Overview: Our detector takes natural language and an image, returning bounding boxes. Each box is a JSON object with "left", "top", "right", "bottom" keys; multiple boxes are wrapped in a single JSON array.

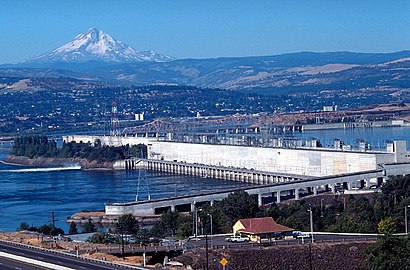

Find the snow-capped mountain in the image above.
[{"left": 22, "top": 28, "right": 175, "bottom": 63}]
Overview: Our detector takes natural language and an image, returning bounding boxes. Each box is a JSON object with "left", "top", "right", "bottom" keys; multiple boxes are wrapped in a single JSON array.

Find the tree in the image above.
[
  {"left": 87, "top": 232, "right": 112, "bottom": 244},
  {"left": 38, "top": 224, "right": 53, "bottom": 235},
  {"left": 277, "top": 201, "right": 311, "bottom": 231},
  {"left": 367, "top": 236, "right": 410, "bottom": 270},
  {"left": 159, "top": 211, "right": 180, "bottom": 236},
  {"left": 116, "top": 214, "right": 139, "bottom": 235},
  {"left": 214, "top": 190, "right": 261, "bottom": 232},
  {"left": 18, "top": 222, "right": 30, "bottom": 231},
  {"left": 378, "top": 217, "right": 397, "bottom": 234},
  {"left": 83, "top": 219, "right": 97, "bottom": 233},
  {"left": 68, "top": 222, "right": 78, "bottom": 234},
  {"left": 264, "top": 202, "right": 280, "bottom": 220},
  {"left": 177, "top": 215, "right": 193, "bottom": 238},
  {"left": 37, "top": 224, "right": 64, "bottom": 236}
]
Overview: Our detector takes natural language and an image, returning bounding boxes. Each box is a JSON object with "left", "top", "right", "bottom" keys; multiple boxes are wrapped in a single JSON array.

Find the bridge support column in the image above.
[
  {"left": 365, "top": 179, "right": 370, "bottom": 188},
  {"left": 330, "top": 184, "right": 335, "bottom": 193},
  {"left": 171, "top": 204, "right": 175, "bottom": 212},
  {"left": 347, "top": 182, "right": 352, "bottom": 190},
  {"left": 295, "top": 188, "right": 300, "bottom": 200},
  {"left": 258, "top": 194, "right": 263, "bottom": 206},
  {"left": 276, "top": 191, "right": 281, "bottom": 203},
  {"left": 190, "top": 203, "right": 195, "bottom": 212},
  {"left": 313, "top": 186, "right": 318, "bottom": 196}
]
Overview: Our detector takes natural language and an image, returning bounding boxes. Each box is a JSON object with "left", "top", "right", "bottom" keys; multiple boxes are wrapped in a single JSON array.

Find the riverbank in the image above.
[{"left": 1, "top": 155, "right": 115, "bottom": 170}]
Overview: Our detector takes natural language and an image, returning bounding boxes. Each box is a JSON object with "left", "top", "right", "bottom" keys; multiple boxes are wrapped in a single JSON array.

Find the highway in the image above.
[
  {"left": 0, "top": 256, "right": 49, "bottom": 270},
  {"left": 0, "top": 241, "right": 147, "bottom": 270}
]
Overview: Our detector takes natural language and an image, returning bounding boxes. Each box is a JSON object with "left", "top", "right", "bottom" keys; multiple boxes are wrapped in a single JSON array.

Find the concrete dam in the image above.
[{"left": 63, "top": 135, "right": 410, "bottom": 215}]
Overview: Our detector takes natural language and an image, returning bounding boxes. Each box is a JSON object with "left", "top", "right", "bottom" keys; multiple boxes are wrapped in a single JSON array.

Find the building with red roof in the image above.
[{"left": 233, "top": 217, "right": 294, "bottom": 242}]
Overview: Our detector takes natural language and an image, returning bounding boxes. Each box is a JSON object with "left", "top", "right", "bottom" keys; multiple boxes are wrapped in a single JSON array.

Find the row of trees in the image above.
[
  {"left": 18, "top": 222, "right": 64, "bottom": 236},
  {"left": 12, "top": 136, "right": 147, "bottom": 162},
  {"left": 143, "top": 175, "right": 410, "bottom": 239}
]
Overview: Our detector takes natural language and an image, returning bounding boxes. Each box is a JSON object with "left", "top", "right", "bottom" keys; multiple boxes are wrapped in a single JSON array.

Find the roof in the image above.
[{"left": 236, "top": 217, "right": 293, "bottom": 235}]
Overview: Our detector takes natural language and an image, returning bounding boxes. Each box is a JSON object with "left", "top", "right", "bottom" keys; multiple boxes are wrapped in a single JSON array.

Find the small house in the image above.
[{"left": 233, "top": 217, "right": 294, "bottom": 242}]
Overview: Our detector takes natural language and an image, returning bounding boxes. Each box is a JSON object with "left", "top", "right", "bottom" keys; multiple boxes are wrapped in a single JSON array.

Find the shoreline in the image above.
[{"left": 1, "top": 155, "right": 116, "bottom": 170}]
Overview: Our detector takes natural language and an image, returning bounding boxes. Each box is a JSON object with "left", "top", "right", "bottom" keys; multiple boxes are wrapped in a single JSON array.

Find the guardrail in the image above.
[
  {"left": 208, "top": 237, "right": 378, "bottom": 250},
  {"left": 0, "top": 238, "right": 149, "bottom": 269},
  {"left": 103, "top": 243, "right": 184, "bottom": 255}
]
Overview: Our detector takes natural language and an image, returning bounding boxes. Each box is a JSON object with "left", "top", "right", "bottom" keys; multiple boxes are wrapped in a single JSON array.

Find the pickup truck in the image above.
[{"left": 225, "top": 235, "right": 249, "bottom": 242}]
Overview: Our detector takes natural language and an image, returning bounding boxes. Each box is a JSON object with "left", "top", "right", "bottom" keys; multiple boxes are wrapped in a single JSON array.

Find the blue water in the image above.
[
  {"left": 0, "top": 151, "right": 250, "bottom": 232},
  {"left": 297, "top": 126, "right": 410, "bottom": 150}
]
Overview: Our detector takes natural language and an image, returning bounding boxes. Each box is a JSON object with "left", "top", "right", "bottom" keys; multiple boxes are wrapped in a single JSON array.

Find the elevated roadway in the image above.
[{"left": 106, "top": 168, "right": 387, "bottom": 215}]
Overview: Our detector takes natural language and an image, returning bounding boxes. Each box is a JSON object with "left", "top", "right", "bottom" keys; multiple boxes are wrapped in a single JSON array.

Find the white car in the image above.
[
  {"left": 296, "top": 232, "right": 311, "bottom": 239},
  {"left": 293, "top": 231, "right": 311, "bottom": 238},
  {"left": 225, "top": 235, "right": 249, "bottom": 242}
]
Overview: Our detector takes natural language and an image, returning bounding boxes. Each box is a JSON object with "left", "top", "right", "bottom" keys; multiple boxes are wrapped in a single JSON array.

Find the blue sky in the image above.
[{"left": 0, "top": 0, "right": 409, "bottom": 63}]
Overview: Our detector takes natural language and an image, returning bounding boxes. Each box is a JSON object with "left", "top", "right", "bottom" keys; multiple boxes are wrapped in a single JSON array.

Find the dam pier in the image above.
[{"left": 119, "top": 158, "right": 308, "bottom": 185}]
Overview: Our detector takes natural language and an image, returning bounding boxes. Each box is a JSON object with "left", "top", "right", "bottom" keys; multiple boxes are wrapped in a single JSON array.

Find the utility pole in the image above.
[
  {"left": 308, "top": 204, "right": 314, "bottom": 243},
  {"left": 49, "top": 211, "right": 56, "bottom": 229},
  {"left": 405, "top": 205, "right": 409, "bottom": 235},
  {"left": 195, "top": 208, "right": 198, "bottom": 238},
  {"left": 119, "top": 223, "right": 125, "bottom": 256},
  {"left": 205, "top": 234, "right": 209, "bottom": 270}
]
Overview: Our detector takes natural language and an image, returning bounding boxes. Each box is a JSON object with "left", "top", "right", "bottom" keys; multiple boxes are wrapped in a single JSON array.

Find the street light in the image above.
[
  {"left": 195, "top": 208, "right": 202, "bottom": 240},
  {"left": 320, "top": 199, "right": 324, "bottom": 218},
  {"left": 405, "top": 205, "right": 410, "bottom": 235},
  {"left": 308, "top": 204, "right": 314, "bottom": 243},
  {"left": 192, "top": 201, "right": 196, "bottom": 238},
  {"left": 207, "top": 213, "right": 213, "bottom": 236}
]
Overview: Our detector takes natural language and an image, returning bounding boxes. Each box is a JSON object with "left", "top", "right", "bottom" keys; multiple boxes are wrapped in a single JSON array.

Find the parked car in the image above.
[
  {"left": 293, "top": 231, "right": 311, "bottom": 239},
  {"left": 225, "top": 235, "right": 249, "bottom": 242}
]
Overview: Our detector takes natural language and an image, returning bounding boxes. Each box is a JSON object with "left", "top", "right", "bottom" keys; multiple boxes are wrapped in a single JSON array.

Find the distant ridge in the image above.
[{"left": 2, "top": 48, "right": 410, "bottom": 93}]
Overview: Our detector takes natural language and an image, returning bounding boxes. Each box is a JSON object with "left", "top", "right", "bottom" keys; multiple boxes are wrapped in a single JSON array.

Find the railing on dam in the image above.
[{"left": 123, "top": 158, "right": 310, "bottom": 185}]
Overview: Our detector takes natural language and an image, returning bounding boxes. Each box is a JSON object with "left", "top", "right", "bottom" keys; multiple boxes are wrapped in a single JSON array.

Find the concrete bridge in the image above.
[{"left": 105, "top": 163, "right": 410, "bottom": 215}]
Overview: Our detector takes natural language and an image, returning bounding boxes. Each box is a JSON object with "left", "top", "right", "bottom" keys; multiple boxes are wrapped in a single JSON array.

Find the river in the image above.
[
  {"left": 297, "top": 126, "right": 410, "bottom": 150},
  {"left": 0, "top": 151, "right": 250, "bottom": 232}
]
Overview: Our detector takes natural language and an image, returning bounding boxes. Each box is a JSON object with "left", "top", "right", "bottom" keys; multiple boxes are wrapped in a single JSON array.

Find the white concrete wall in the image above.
[
  {"left": 148, "top": 141, "right": 394, "bottom": 177},
  {"left": 64, "top": 135, "right": 401, "bottom": 177}
]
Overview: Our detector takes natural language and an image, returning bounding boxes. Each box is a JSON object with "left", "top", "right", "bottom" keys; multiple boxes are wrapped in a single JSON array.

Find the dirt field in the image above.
[{"left": 175, "top": 242, "right": 372, "bottom": 270}]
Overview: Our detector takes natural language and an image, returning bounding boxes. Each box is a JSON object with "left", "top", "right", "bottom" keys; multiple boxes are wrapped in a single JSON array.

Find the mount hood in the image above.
[{"left": 21, "top": 28, "right": 175, "bottom": 64}]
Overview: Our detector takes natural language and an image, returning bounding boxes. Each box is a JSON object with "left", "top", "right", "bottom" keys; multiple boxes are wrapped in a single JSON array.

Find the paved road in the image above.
[
  {"left": 0, "top": 241, "right": 147, "bottom": 270},
  {"left": 0, "top": 255, "right": 48, "bottom": 270},
  {"left": 187, "top": 233, "right": 378, "bottom": 249}
]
